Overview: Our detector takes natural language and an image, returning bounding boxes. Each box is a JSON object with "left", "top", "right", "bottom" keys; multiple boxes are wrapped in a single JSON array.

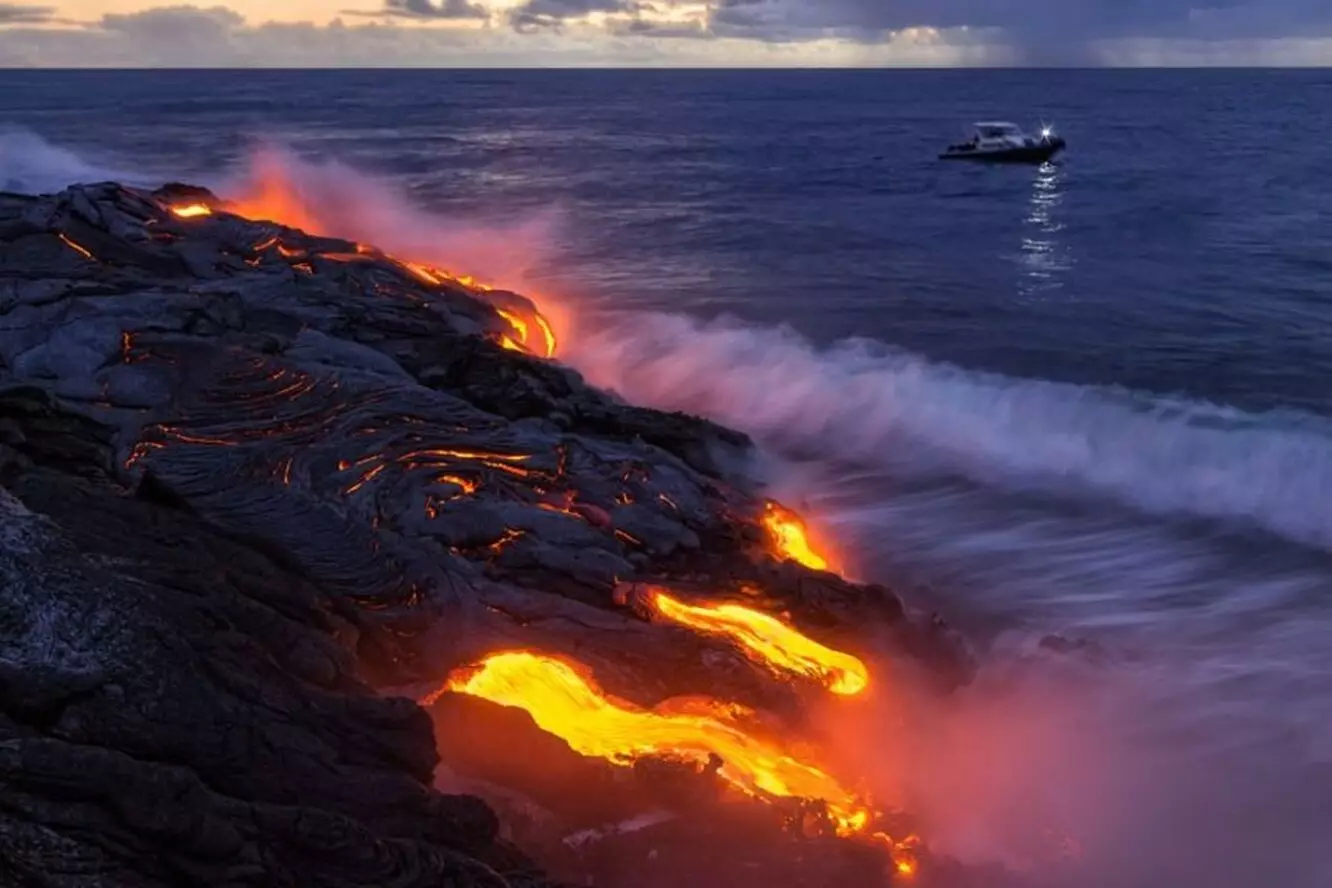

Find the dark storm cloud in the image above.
[
  {"left": 608, "top": 16, "right": 706, "bottom": 38},
  {"left": 377, "top": 0, "right": 489, "bottom": 20},
  {"left": 0, "top": 3, "right": 53, "bottom": 24},
  {"left": 509, "top": 0, "right": 636, "bottom": 31},
  {"left": 707, "top": 0, "right": 1332, "bottom": 58}
]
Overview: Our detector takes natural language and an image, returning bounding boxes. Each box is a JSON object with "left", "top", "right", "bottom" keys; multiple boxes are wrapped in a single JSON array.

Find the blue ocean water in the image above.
[{"left": 4, "top": 69, "right": 1332, "bottom": 885}]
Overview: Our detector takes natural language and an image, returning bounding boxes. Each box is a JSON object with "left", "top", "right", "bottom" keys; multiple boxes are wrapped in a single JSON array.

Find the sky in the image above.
[{"left": 1, "top": 0, "right": 1331, "bottom": 66}]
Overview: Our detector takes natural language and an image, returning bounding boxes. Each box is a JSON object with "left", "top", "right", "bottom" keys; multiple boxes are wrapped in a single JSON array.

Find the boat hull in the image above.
[{"left": 939, "top": 139, "right": 1066, "bottom": 164}]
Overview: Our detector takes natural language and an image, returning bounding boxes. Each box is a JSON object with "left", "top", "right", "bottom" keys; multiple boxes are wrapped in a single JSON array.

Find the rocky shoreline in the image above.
[{"left": 0, "top": 183, "right": 975, "bottom": 887}]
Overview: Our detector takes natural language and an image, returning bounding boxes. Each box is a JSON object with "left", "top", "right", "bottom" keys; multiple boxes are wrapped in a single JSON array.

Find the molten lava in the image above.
[
  {"left": 496, "top": 307, "right": 558, "bottom": 358},
  {"left": 762, "top": 501, "right": 828, "bottom": 572},
  {"left": 533, "top": 312, "right": 558, "bottom": 357},
  {"left": 643, "top": 588, "right": 869, "bottom": 696},
  {"left": 170, "top": 203, "right": 212, "bottom": 219},
  {"left": 58, "top": 233, "right": 94, "bottom": 260},
  {"left": 440, "top": 652, "right": 919, "bottom": 876},
  {"left": 441, "top": 652, "right": 868, "bottom": 824},
  {"left": 403, "top": 261, "right": 443, "bottom": 287},
  {"left": 169, "top": 167, "right": 562, "bottom": 360},
  {"left": 436, "top": 474, "right": 479, "bottom": 496}
]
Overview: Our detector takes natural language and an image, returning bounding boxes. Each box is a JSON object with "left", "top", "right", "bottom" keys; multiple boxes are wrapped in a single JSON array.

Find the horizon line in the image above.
[{"left": 3, "top": 64, "right": 1331, "bottom": 71}]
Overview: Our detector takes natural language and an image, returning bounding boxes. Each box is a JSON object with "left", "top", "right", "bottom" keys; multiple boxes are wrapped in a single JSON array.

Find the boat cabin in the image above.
[{"left": 974, "top": 121, "right": 1024, "bottom": 139}]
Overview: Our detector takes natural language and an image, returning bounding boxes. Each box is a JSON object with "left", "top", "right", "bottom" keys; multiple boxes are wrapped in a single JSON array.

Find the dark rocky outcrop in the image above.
[{"left": 0, "top": 183, "right": 974, "bottom": 887}]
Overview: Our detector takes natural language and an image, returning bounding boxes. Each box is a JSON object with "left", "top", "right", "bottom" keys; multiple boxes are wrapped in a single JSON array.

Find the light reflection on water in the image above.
[{"left": 1017, "top": 162, "right": 1074, "bottom": 299}]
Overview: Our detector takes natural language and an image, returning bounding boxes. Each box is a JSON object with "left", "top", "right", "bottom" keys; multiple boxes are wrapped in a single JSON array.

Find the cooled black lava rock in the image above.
[{"left": 0, "top": 183, "right": 973, "bottom": 888}]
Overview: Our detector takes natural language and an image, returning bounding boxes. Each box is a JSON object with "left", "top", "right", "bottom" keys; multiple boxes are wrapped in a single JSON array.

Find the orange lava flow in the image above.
[
  {"left": 644, "top": 589, "right": 868, "bottom": 696},
  {"left": 403, "top": 261, "right": 443, "bottom": 286},
  {"left": 495, "top": 307, "right": 557, "bottom": 358},
  {"left": 761, "top": 501, "right": 829, "bottom": 572},
  {"left": 533, "top": 312, "right": 558, "bottom": 357},
  {"left": 186, "top": 164, "right": 563, "bottom": 359},
  {"left": 496, "top": 309, "right": 530, "bottom": 346},
  {"left": 169, "top": 203, "right": 212, "bottom": 219},
  {"left": 441, "top": 652, "right": 871, "bottom": 829},
  {"left": 398, "top": 448, "right": 531, "bottom": 464},
  {"left": 58, "top": 233, "right": 94, "bottom": 260},
  {"left": 436, "top": 474, "right": 479, "bottom": 496}
]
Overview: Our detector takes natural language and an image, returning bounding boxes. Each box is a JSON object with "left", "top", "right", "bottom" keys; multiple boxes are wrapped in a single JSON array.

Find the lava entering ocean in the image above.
[
  {"left": 435, "top": 651, "right": 917, "bottom": 875},
  {"left": 635, "top": 586, "right": 869, "bottom": 696},
  {"left": 762, "top": 501, "right": 830, "bottom": 572},
  {"left": 159, "top": 164, "right": 915, "bottom": 881},
  {"left": 163, "top": 166, "right": 560, "bottom": 359}
]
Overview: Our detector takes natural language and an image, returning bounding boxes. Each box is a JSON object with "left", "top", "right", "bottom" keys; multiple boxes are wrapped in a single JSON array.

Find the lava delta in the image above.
[{"left": 0, "top": 182, "right": 983, "bottom": 888}]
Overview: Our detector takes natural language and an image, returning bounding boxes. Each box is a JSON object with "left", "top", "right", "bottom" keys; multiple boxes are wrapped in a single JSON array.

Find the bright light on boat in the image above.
[{"left": 1041, "top": 127, "right": 1054, "bottom": 139}]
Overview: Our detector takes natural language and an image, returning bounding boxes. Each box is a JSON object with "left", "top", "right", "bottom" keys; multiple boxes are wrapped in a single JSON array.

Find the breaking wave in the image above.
[
  {"left": 0, "top": 128, "right": 152, "bottom": 194},
  {"left": 568, "top": 311, "right": 1332, "bottom": 552}
]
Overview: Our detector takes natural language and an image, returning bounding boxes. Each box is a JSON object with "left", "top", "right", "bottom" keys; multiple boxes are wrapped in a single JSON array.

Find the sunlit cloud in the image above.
[
  {"left": 0, "top": 3, "right": 56, "bottom": 23},
  {"left": 3, "top": 0, "right": 1331, "bottom": 65}
]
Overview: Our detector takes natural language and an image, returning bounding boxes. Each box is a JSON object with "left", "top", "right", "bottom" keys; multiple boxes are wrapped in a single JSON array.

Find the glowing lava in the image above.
[
  {"left": 496, "top": 307, "right": 557, "bottom": 358},
  {"left": 643, "top": 588, "right": 869, "bottom": 696},
  {"left": 58, "top": 233, "right": 93, "bottom": 260},
  {"left": 164, "top": 161, "right": 562, "bottom": 358},
  {"left": 438, "top": 651, "right": 919, "bottom": 875},
  {"left": 440, "top": 652, "right": 868, "bottom": 826},
  {"left": 762, "top": 501, "right": 828, "bottom": 572},
  {"left": 170, "top": 203, "right": 213, "bottom": 219}
]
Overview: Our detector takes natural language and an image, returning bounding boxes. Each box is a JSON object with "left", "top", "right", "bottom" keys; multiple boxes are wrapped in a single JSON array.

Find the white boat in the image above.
[{"left": 939, "top": 121, "right": 1066, "bottom": 164}]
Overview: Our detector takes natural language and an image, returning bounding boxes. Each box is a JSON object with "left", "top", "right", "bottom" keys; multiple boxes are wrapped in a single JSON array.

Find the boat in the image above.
[{"left": 939, "top": 122, "right": 1066, "bottom": 164}]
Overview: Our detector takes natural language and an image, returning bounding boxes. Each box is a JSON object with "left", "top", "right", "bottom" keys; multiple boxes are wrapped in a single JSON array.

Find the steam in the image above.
[
  {"left": 819, "top": 652, "right": 1332, "bottom": 888},
  {"left": 221, "top": 144, "right": 566, "bottom": 289},
  {"left": 0, "top": 129, "right": 563, "bottom": 292}
]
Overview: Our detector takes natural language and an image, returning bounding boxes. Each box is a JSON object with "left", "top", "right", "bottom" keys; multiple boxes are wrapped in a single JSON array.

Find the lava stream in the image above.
[
  {"left": 163, "top": 182, "right": 559, "bottom": 359},
  {"left": 643, "top": 588, "right": 869, "bottom": 696},
  {"left": 439, "top": 652, "right": 867, "bottom": 825},
  {"left": 438, "top": 652, "right": 918, "bottom": 875},
  {"left": 170, "top": 203, "right": 212, "bottom": 218},
  {"left": 762, "top": 501, "right": 829, "bottom": 571}
]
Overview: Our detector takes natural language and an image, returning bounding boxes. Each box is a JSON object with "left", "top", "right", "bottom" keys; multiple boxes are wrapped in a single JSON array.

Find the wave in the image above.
[
  {"left": 0, "top": 128, "right": 153, "bottom": 194},
  {"left": 14, "top": 125, "right": 1332, "bottom": 553},
  {"left": 567, "top": 311, "right": 1332, "bottom": 551}
]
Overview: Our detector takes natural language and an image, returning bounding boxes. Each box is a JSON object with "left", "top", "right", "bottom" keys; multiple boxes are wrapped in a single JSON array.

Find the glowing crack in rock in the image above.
[
  {"left": 58, "top": 233, "right": 94, "bottom": 260},
  {"left": 167, "top": 175, "right": 561, "bottom": 360}
]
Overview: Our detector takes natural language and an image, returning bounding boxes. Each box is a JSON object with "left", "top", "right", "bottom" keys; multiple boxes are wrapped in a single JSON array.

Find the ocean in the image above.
[{"left": 4, "top": 68, "right": 1331, "bottom": 886}]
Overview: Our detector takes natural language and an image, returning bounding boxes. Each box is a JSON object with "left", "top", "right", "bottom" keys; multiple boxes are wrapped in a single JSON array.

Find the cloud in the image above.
[
  {"left": 84, "top": 5, "right": 245, "bottom": 65},
  {"left": 377, "top": 0, "right": 489, "bottom": 20},
  {"left": 608, "top": 16, "right": 707, "bottom": 38},
  {"left": 703, "top": 0, "right": 1332, "bottom": 60},
  {"left": 0, "top": 3, "right": 53, "bottom": 24},
  {"left": 509, "top": 0, "right": 636, "bottom": 31},
  {"left": 0, "top": 0, "right": 1329, "bottom": 65},
  {"left": 101, "top": 4, "right": 243, "bottom": 35}
]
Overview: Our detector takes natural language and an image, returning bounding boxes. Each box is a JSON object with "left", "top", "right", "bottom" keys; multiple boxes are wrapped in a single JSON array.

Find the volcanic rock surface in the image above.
[{"left": 0, "top": 183, "right": 975, "bottom": 887}]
